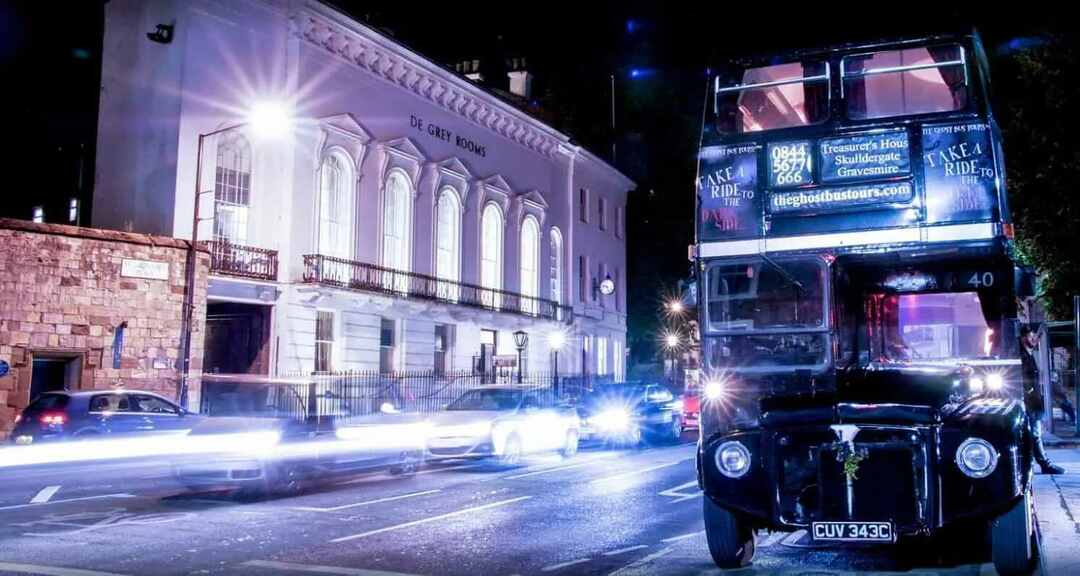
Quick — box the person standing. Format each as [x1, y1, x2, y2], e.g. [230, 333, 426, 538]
[1020, 324, 1065, 475]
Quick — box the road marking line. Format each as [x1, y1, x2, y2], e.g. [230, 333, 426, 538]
[292, 490, 441, 513]
[661, 530, 704, 543]
[504, 455, 619, 480]
[0, 562, 128, 576]
[657, 480, 701, 503]
[608, 547, 674, 576]
[590, 459, 690, 485]
[540, 558, 590, 572]
[414, 463, 485, 475]
[30, 485, 62, 504]
[330, 496, 532, 543]
[241, 560, 418, 576]
[602, 545, 648, 556]
[0, 493, 135, 511]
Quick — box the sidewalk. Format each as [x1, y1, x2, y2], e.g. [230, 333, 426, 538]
[1035, 447, 1080, 575]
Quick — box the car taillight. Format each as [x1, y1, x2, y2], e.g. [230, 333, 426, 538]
[40, 413, 67, 426]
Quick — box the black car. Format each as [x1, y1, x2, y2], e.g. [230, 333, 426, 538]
[174, 413, 427, 498]
[578, 383, 683, 446]
[10, 390, 199, 444]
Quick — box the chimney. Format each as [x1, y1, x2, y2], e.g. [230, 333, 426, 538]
[457, 59, 484, 83]
[508, 69, 532, 98]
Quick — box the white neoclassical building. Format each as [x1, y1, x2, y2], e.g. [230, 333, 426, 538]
[93, 0, 633, 388]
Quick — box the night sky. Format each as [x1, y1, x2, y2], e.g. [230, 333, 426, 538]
[0, 0, 1070, 366]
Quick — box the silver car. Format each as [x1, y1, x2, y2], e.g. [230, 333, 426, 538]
[426, 386, 580, 465]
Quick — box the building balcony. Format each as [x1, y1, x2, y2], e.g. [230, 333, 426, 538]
[303, 254, 572, 323]
[205, 241, 279, 282]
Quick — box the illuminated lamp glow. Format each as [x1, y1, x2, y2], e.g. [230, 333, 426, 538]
[247, 101, 292, 140]
[986, 373, 1005, 391]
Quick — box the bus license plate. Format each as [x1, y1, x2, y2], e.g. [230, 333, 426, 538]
[811, 521, 893, 542]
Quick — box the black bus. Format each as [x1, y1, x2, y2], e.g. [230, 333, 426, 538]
[694, 31, 1038, 573]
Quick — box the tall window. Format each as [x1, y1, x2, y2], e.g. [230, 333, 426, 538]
[382, 170, 412, 292]
[598, 197, 607, 231]
[613, 340, 622, 381]
[317, 153, 352, 259]
[214, 132, 252, 244]
[520, 216, 540, 315]
[480, 203, 503, 309]
[380, 318, 396, 373]
[579, 188, 589, 223]
[579, 255, 588, 303]
[315, 311, 334, 372]
[549, 228, 563, 305]
[435, 188, 461, 301]
[616, 206, 624, 239]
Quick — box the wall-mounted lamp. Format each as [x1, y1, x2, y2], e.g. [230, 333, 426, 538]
[593, 274, 615, 300]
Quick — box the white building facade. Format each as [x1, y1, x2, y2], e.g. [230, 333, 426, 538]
[93, 0, 632, 387]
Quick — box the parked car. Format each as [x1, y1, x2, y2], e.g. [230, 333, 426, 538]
[679, 382, 701, 433]
[578, 383, 683, 446]
[9, 390, 199, 444]
[426, 386, 580, 465]
[173, 412, 427, 498]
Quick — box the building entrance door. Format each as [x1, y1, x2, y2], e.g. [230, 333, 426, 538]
[29, 354, 82, 402]
[204, 302, 271, 375]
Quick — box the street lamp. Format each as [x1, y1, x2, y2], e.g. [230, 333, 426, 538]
[668, 300, 684, 315]
[177, 100, 293, 408]
[513, 330, 529, 384]
[663, 332, 681, 386]
[548, 330, 567, 396]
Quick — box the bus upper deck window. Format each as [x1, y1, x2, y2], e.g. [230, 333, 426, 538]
[715, 61, 830, 133]
[843, 44, 968, 120]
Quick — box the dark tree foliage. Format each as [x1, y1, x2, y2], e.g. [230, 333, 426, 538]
[995, 35, 1080, 319]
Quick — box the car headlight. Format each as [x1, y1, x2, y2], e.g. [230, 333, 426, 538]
[592, 408, 632, 431]
[986, 373, 1005, 391]
[704, 378, 725, 402]
[955, 437, 998, 478]
[968, 376, 984, 393]
[714, 440, 751, 479]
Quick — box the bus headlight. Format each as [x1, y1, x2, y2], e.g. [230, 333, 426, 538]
[986, 373, 1005, 391]
[956, 437, 998, 479]
[714, 440, 751, 479]
[704, 378, 726, 402]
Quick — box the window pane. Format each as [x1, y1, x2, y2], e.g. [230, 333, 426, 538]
[716, 62, 829, 133]
[844, 45, 967, 120]
[214, 133, 252, 244]
[707, 259, 826, 331]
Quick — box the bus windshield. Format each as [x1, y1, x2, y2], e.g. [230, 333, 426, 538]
[706, 259, 826, 332]
[869, 291, 1000, 363]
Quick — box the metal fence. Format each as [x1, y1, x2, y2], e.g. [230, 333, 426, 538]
[303, 254, 572, 323]
[200, 370, 608, 421]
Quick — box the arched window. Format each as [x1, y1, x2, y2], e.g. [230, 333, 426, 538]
[317, 152, 352, 259]
[520, 216, 540, 315]
[382, 170, 412, 293]
[435, 188, 461, 301]
[214, 132, 252, 244]
[549, 227, 563, 306]
[480, 203, 503, 309]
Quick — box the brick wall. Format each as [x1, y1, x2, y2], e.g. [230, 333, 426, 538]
[0, 219, 208, 439]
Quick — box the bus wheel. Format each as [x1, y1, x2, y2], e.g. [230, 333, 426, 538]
[991, 487, 1036, 575]
[704, 496, 755, 568]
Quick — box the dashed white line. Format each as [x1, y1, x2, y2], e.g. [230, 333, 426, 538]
[608, 547, 674, 576]
[540, 558, 591, 572]
[657, 480, 701, 503]
[590, 459, 691, 485]
[0, 562, 128, 576]
[241, 560, 418, 576]
[330, 496, 533, 543]
[292, 490, 440, 513]
[0, 493, 136, 511]
[660, 530, 704, 543]
[504, 454, 620, 480]
[602, 545, 648, 556]
[30, 485, 62, 504]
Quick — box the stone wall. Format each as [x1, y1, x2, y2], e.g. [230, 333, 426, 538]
[0, 219, 208, 439]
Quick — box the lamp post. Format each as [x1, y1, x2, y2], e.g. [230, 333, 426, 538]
[663, 332, 681, 387]
[513, 330, 529, 384]
[548, 330, 566, 397]
[177, 101, 292, 408]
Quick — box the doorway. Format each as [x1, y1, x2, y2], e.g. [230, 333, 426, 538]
[29, 354, 82, 402]
[204, 302, 272, 375]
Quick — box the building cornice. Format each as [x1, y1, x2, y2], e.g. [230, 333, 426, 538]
[290, 1, 569, 159]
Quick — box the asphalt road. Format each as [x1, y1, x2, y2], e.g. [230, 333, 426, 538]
[0, 437, 1013, 576]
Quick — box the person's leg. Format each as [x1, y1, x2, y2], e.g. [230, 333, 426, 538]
[1031, 415, 1066, 474]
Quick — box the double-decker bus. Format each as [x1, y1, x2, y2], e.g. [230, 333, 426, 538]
[694, 32, 1038, 573]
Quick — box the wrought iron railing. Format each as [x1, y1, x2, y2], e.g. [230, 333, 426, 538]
[303, 254, 572, 323]
[206, 241, 278, 281]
